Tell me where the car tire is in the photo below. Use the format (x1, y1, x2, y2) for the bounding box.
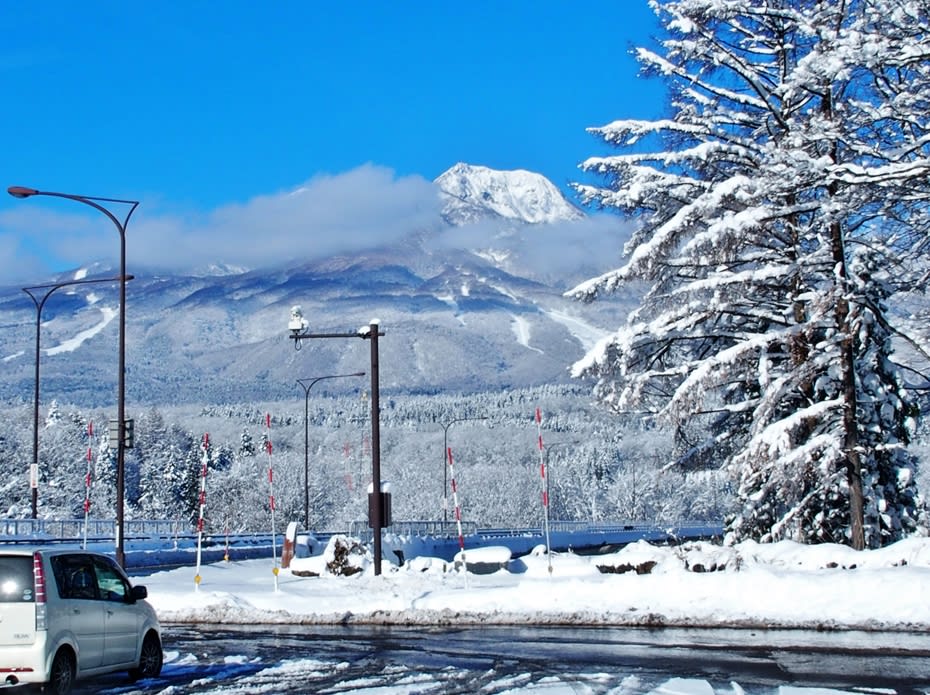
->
(44, 649, 75, 695)
(129, 632, 163, 681)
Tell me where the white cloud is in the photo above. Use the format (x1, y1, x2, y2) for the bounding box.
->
(0, 166, 631, 286)
(427, 213, 633, 285)
(0, 165, 443, 280)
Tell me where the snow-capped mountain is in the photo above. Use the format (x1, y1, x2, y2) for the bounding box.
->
(435, 163, 584, 226)
(0, 165, 634, 407)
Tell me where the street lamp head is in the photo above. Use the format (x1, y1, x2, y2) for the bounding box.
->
(8, 186, 39, 199)
(289, 305, 308, 336)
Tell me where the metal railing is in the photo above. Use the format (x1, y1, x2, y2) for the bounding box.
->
(349, 519, 479, 542)
(2, 517, 722, 545)
(0, 518, 188, 542)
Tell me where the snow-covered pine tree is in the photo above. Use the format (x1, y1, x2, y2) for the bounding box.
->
(136, 408, 170, 519)
(239, 428, 255, 457)
(135, 409, 201, 523)
(36, 408, 90, 518)
(568, 0, 927, 548)
(90, 439, 117, 518)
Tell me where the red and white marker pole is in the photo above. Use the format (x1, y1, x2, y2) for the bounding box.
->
(343, 441, 354, 491)
(195, 433, 209, 590)
(265, 413, 279, 591)
(536, 408, 552, 575)
(82, 421, 94, 550)
(447, 445, 469, 587)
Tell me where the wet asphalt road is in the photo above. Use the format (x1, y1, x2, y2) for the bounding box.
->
(75, 624, 930, 694)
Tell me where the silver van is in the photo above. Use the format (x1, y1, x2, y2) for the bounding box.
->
(0, 546, 162, 694)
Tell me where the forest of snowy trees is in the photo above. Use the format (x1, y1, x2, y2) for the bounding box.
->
(569, 0, 930, 548)
(0, 386, 726, 533)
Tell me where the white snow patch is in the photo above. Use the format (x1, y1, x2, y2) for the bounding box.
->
(456, 546, 513, 564)
(435, 293, 458, 311)
(511, 315, 544, 354)
(543, 309, 611, 352)
(45, 306, 117, 356)
(489, 283, 519, 301)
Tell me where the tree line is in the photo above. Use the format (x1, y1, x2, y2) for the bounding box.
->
(0, 386, 724, 533)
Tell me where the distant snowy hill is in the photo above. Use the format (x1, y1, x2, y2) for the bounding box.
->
(0, 165, 636, 407)
(435, 163, 584, 226)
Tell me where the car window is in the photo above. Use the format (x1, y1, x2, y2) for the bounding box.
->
(92, 556, 130, 602)
(0, 555, 34, 603)
(50, 554, 98, 600)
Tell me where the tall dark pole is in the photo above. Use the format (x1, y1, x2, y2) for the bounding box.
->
(22, 275, 131, 520)
(368, 321, 382, 576)
(289, 312, 385, 574)
(296, 372, 365, 530)
(441, 416, 487, 522)
(9, 186, 138, 568)
(303, 384, 309, 529)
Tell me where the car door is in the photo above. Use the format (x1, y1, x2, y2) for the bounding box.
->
(49, 554, 105, 670)
(91, 556, 140, 666)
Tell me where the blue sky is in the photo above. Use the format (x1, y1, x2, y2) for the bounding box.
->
(1, 2, 665, 281)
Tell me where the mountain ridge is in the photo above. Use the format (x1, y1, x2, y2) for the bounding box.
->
(436, 162, 585, 226)
(0, 164, 633, 407)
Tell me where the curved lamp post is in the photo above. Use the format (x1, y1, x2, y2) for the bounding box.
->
(441, 416, 487, 522)
(296, 372, 365, 530)
(23, 274, 132, 519)
(9, 186, 138, 568)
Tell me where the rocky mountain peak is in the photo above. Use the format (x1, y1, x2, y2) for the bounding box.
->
(435, 163, 584, 226)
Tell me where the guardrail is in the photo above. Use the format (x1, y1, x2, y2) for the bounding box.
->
(349, 519, 479, 541)
(1, 517, 724, 569)
(2, 518, 722, 547)
(0, 518, 186, 541)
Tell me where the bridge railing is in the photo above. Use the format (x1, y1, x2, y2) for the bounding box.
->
(353, 519, 722, 541)
(0, 518, 191, 542)
(2, 517, 722, 545)
(350, 519, 480, 541)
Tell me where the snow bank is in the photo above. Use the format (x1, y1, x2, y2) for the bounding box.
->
(141, 538, 930, 631)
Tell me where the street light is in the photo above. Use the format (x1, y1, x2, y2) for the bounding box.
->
(289, 306, 386, 575)
(296, 372, 365, 531)
(441, 416, 487, 522)
(9, 186, 139, 568)
(22, 274, 132, 519)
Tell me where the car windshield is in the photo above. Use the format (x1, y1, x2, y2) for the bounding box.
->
(0, 555, 34, 603)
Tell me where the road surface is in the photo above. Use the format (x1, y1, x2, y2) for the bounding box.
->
(75, 624, 930, 694)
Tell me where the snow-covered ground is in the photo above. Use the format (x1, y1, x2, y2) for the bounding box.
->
(140, 536, 930, 631)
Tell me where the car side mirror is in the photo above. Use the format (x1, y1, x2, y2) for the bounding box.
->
(130, 585, 148, 602)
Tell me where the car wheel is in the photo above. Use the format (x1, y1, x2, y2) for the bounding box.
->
(129, 632, 163, 681)
(44, 649, 75, 695)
